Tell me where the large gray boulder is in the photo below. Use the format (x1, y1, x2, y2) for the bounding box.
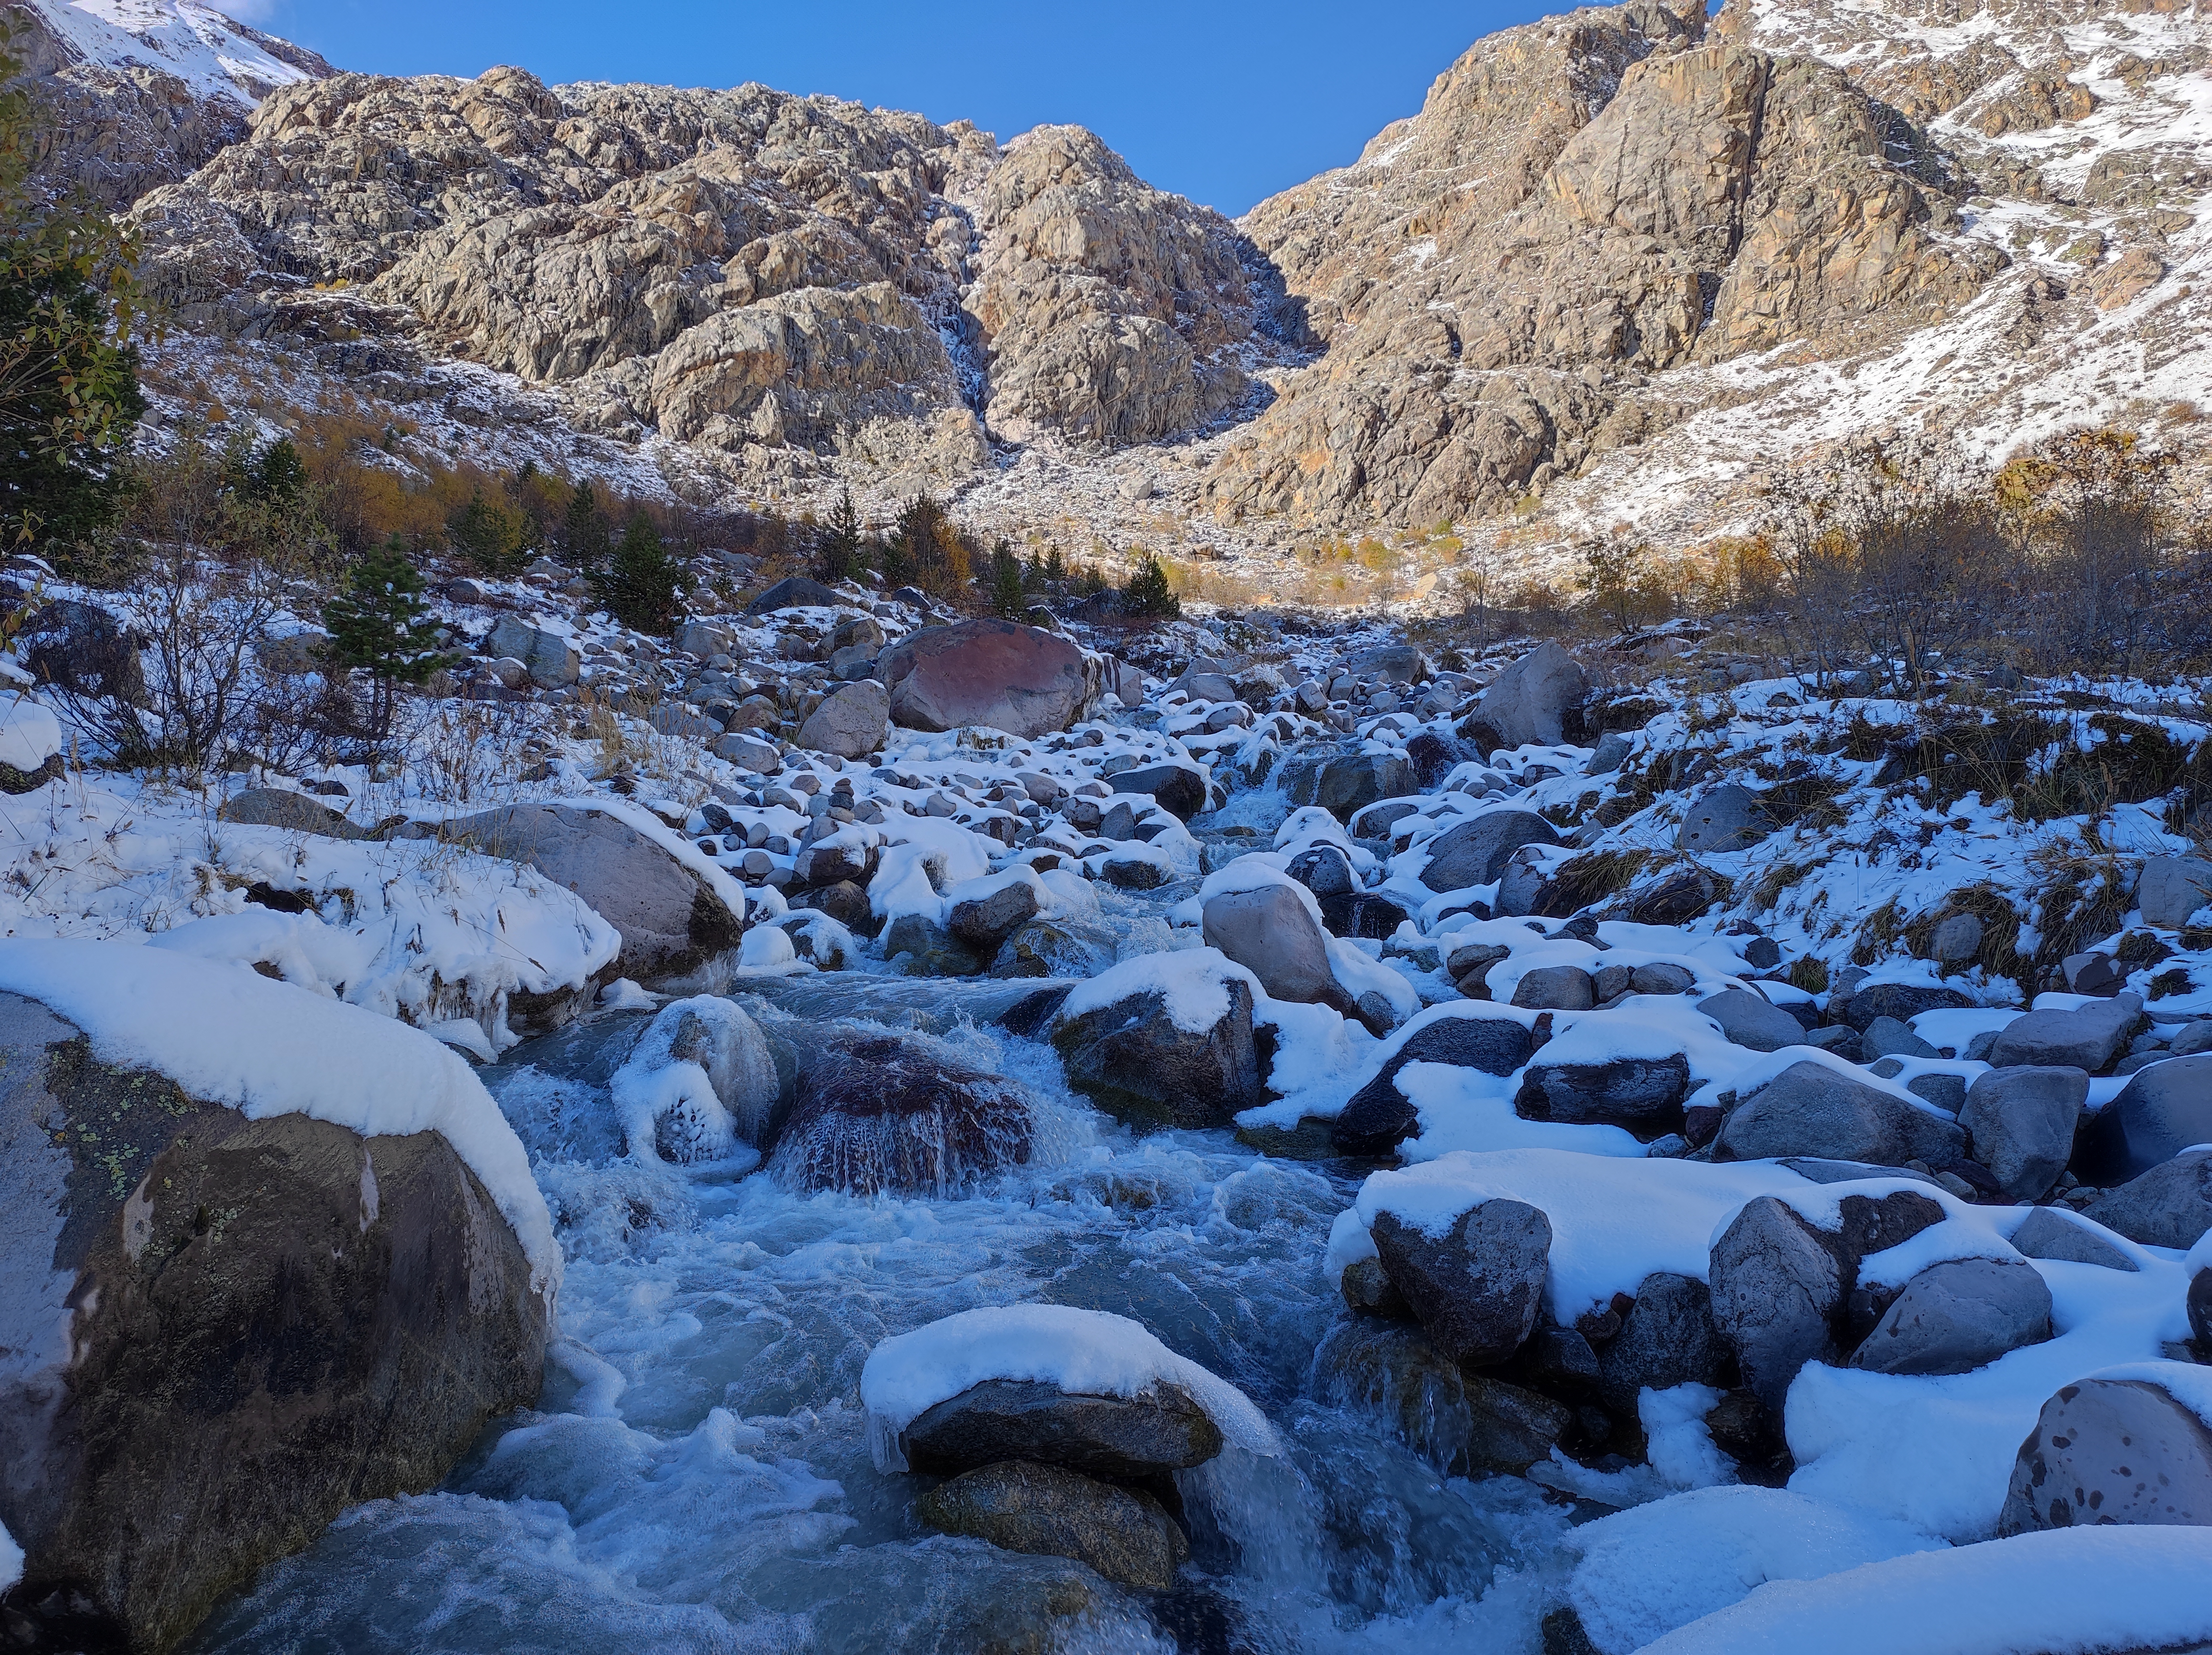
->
(1332, 1013, 1536, 1156)
(2075, 1055, 2212, 1185)
(1678, 784, 1769, 855)
(796, 677, 890, 759)
(1052, 977, 1266, 1129)
(1511, 964, 1595, 1011)
(946, 878, 1042, 956)
(1111, 760, 1208, 821)
(2082, 1149, 2212, 1249)
(899, 1378, 1222, 1480)
(1418, 809, 1562, 893)
(1316, 752, 1417, 823)
(217, 787, 368, 840)
(1999, 1378, 2212, 1533)
(878, 619, 1098, 737)
(1202, 883, 1352, 1015)
(1367, 1199, 1552, 1369)
(1848, 1258, 2052, 1377)
(1716, 1061, 1966, 1169)
(1468, 642, 1586, 748)
(1708, 1196, 1842, 1413)
(2139, 854, 2212, 929)
(1598, 1273, 1729, 1414)
(1699, 988, 1808, 1053)
(483, 613, 579, 687)
(437, 803, 741, 979)
(0, 990, 546, 1654)
(1960, 1066, 2089, 1202)
(1989, 994, 2142, 1073)
(745, 575, 840, 613)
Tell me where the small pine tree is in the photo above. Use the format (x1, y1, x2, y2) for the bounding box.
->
(561, 479, 610, 568)
(1122, 552, 1181, 619)
(597, 514, 681, 633)
(1077, 562, 1108, 597)
(247, 437, 308, 506)
(816, 487, 861, 583)
(322, 535, 447, 747)
(878, 521, 913, 589)
(987, 540, 1026, 618)
(449, 487, 526, 576)
(1045, 545, 1068, 587)
(891, 493, 971, 598)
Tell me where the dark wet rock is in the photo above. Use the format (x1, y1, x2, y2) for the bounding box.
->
(990, 918, 1118, 981)
(1512, 966, 1594, 1011)
(767, 1033, 1034, 1195)
(1320, 890, 1413, 941)
(1332, 1014, 1536, 1155)
(745, 575, 840, 613)
(947, 879, 1043, 955)
(1515, 1054, 1690, 1134)
(1053, 980, 1266, 1129)
(1960, 1067, 2087, 1202)
(1367, 1200, 1552, 1369)
(1113, 761, 1208, 822)
(1311, 1319, 1569, 1476)
(1716, 1061, 1965, 1169)
(900, 1379, 1223, 1481)
(0, 992, 545, 1655)
(1317, 753, 1416, 823)
(2074, 1054, 2212, 1185)
(881, 914, 989, 977)
(1999, 1378, 2212, 1534)
(1847, 1258, 2052, 1377)
(2082, 1149, 2212, 1250)
(1626, 867, 1720, 926)
(1831, 983, 1976, 1033)
(920, 1460, 1189, 1591)
(1419, 810, 1562, 894)
(1708, 1197, 1843, 1414)
(1284, 845, 1355, 899)
(1598, 1273, 1729, 1414)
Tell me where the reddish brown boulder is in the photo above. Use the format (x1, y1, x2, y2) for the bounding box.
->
(878, 620, 1099, 738)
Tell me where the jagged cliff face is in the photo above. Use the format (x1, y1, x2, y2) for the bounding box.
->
(6, 0, 330, 208)
(114, 62, 1265, 481)
(13, 0, 2207, 560)
(1205, 0, 1997, 529)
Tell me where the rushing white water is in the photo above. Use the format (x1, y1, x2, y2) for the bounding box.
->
(188, 925, 1591, 1653)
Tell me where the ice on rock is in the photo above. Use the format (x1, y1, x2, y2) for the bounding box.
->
(860, 1305, 1280, 1474)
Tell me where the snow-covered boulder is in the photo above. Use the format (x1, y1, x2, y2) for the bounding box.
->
(0, 693, 64, 792)
(435, 801, 743, 981)
(1715, 1060, 1965, 1169)
(2076, 1054, 2212, 1186)
(1366, 1197, 1551, 1369)
(0, 941, 553, 1654)
(767, 1030, 1034, 1195)
(1050, 950, 1268, 1128)
(611, 995, 782, 1163)
(1416, 807, 1561, 893)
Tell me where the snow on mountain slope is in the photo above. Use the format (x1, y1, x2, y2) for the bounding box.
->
(20, 0, 328, 107)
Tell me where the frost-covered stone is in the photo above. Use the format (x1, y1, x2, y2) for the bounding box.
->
(1999, 1378, 2212, 1534)
(1848, 1258, 2052, 1377)
(1960, 1066, 2087, 1202)
(945, 873, 1042, 955)
(217, 787, 368, 839)
(1516, 1053, 1691, 1133)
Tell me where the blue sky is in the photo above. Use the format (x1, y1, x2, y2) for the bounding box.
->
(228, 1, 1557, 216)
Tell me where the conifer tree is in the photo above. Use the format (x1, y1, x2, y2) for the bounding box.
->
(561, 478, 610, 567)
(816, 487, 861, 583)
(321, 535, 446, 746)
(988, 540, 1026, 617)
(596, 514, 681, 632)
(450, 487, 525, 576)
(1122, 552, 1180, 618)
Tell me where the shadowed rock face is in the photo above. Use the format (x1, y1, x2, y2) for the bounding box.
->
(0, 991, 545, 1654)
(767, 1033, 1035, 1195)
